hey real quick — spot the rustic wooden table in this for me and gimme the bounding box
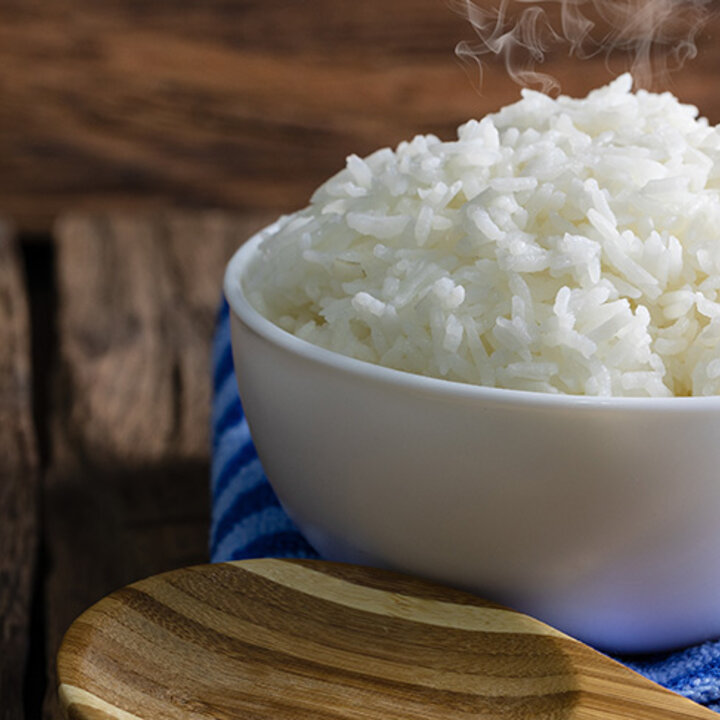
[2,2,719,719]
[2,213,275,720]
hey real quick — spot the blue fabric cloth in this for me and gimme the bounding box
[211,297,720,711]
[211,299,318,562]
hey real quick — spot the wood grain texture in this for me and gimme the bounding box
[0,226,39,720]
[57,559,718,720]
[52,212,262,462]
[1,0,719,231]
[43,212,269,719]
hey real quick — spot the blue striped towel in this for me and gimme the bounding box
[211,296,720,711]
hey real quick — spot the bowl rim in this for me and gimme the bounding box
[224,221,720,411]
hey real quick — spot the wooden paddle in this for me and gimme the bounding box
[57,559,717,719]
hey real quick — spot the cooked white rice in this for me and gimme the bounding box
[244,74,720,397]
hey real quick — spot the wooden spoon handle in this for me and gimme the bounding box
[58,559,717,719]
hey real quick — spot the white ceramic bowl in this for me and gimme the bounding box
[225,224,720,653]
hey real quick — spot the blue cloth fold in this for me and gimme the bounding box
[211,297,720,711]
[211,299,319,562]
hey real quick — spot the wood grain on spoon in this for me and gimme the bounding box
[57,559,716,719]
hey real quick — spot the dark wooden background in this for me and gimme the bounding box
[1,1,719,719]
[2,0,719,233]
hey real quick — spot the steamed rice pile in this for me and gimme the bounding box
[245,74,720,397]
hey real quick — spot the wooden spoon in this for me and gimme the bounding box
[58,559,717,719]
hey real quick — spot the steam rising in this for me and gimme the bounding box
[453,0,713,93]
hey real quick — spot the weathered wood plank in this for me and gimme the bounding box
[0,226,39,720]
[1,0,718,232]
[43,211,271,719]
